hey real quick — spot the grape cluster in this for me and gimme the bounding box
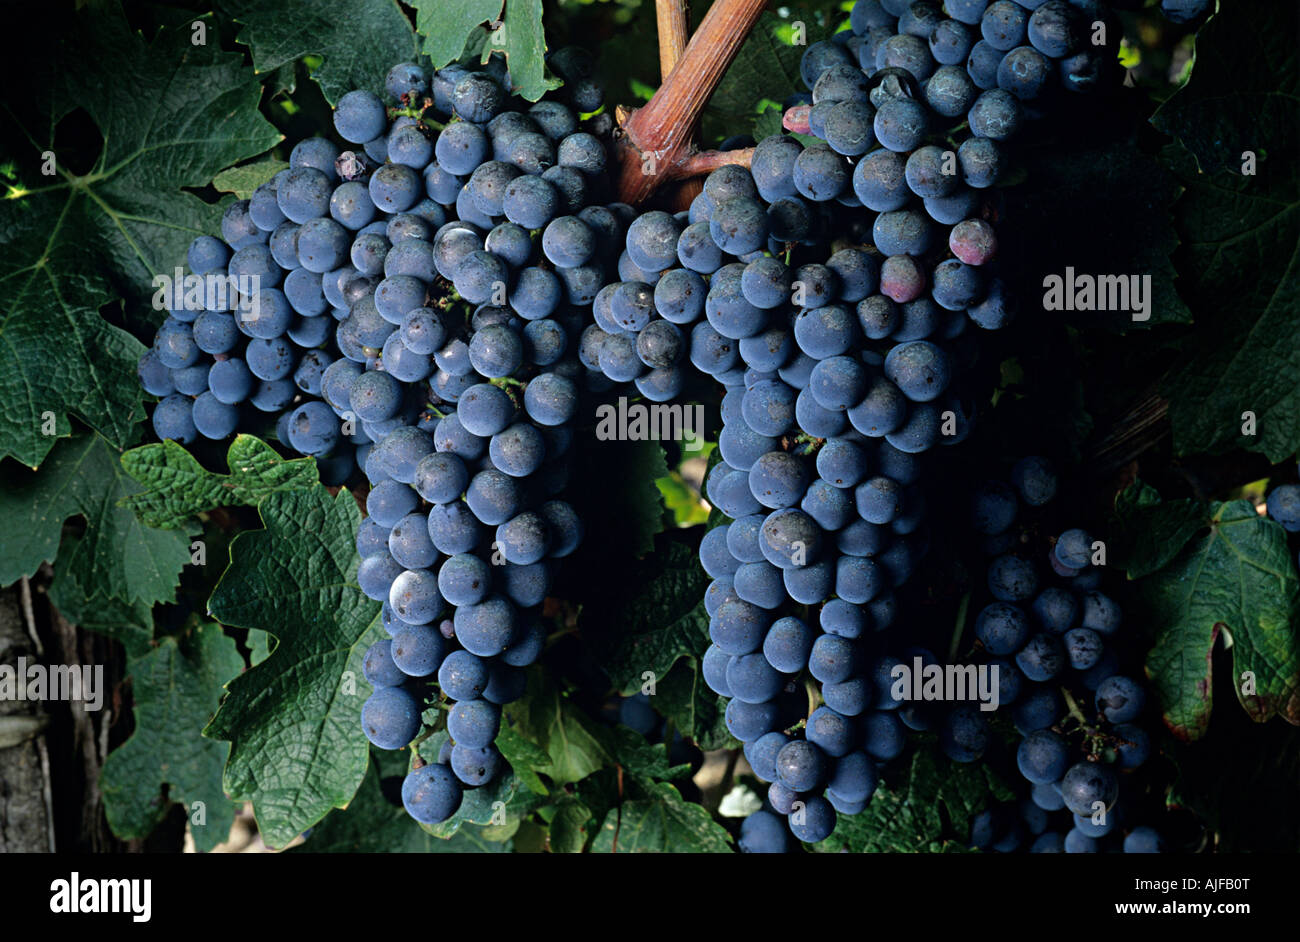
[347,55,624,826]
[693,1,1074,850]
[720,0,1199,850]
[949,456,1164,852]
[140,50,619,827]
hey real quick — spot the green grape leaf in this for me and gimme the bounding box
[204,486,380,849]
[482,0,559,102]
[0,433,192,607]
[291,752,509,853]
[100,624,244,853]
[0,8,281,468]
[495,725,551,797]
[1132,499,1300,740]
[655,657,736,751]
[1151,0,1296,176]
[824,747,998,853]
[46,535,154,658]
[590,781,732,853]
[608,727,692,783]
[706,12,806,145]
[414,0,558,102]
[1151,1,1300,461]
[596,539,711,692]
[1158,144,1300,461]
[219,0,418,104]
[121,434,319,529]
[507,674,614,786]
[212,158,290,199]
[414,0,501,67]
[548,797,593,853]
[1111,479,1209,579]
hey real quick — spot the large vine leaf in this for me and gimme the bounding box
[219,0,418,104]
[1111,480,1208,580]
[0,7,281,468]
[656,657,735,751]
[0,433,192,606]
[1131,498,1300,740]
[597,540,711,692]
[1151,0,1294,176]
[590,781,732,853]
[46,535,154,657]
[507,674,613,786]
[823,747,1005,853]
[204,486,380,849]
[1153,1,1300,461]
[100,624,244,853]
[121,434,318,529]
[413,0,557,102]
[706,12,808,144]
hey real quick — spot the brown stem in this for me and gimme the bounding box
[616,0,768,205]
[655,0,690,81]
[667,146,755,181]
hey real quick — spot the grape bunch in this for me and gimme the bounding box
[716,0,1208,851]
[342,54,629,826]
[686,0,1076,850]
[141,48,619,827]
[951,456,1166,852]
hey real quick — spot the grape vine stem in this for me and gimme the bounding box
[666,147,756,181]
[615,0,767,204]
[655,0,689,81]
